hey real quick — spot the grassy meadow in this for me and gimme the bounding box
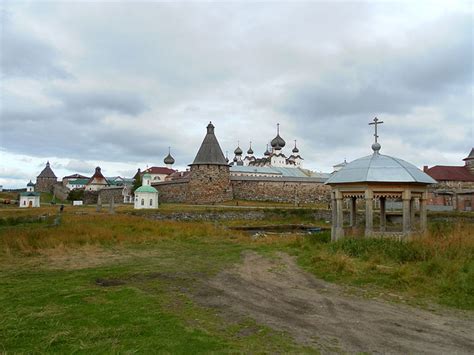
[0,204,473,352]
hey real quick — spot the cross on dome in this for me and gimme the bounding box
[369,117,384,153]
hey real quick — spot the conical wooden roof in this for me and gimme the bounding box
[37,161,56,178]
[190,122,228,166]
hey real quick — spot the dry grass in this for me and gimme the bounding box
[0,213,242,256]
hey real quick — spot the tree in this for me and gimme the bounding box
[132,174,142,193]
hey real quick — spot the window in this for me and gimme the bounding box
[23,200,26,205]
[141,198,144,206]
[150,199,153,206]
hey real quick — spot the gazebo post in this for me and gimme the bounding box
[402,190,412,235]
[380,197,386,232]
[331,191,337,241]
[365,189,373,237]
[410,197,416,230]
[335,190,344,240]
[420,192,428,233]
[350,197,357,227]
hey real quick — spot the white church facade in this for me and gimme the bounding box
[19,181,41,208]
[134,173,159,209]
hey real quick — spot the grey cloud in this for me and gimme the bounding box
[0,11,71,79]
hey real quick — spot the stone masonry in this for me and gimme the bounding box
[186,164,233,204]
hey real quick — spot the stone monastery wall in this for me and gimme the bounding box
[230,177,331,204]
[151,176,330,204]
[152,180,189,203]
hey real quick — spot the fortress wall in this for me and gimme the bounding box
[152,180,189,203]
[230,177,331,204]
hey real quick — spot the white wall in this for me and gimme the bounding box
[134,192,159,209]
[19,196,40,208]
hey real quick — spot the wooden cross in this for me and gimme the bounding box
[368,117,384,143]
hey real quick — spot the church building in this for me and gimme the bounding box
[19,181,41,208]
[231,124,304,168]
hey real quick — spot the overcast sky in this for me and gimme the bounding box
[1,0,472,188]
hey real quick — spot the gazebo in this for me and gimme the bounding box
[326,118,437,241]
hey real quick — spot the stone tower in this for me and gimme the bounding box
[187,122,232,204]
[463,148,474,174]
[36,161,57,193]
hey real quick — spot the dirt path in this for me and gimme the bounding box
[193,251,474,354]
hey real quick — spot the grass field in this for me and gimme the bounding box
[0,205,473,352]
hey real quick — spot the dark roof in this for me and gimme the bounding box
[190,122,228,166]
[37,161,56,179]
[463,148,474,161]
[425,165,474,182]
[27,180,35,187]
[86,167,109,185]
[143,167,176,175]
[63,173,89,179]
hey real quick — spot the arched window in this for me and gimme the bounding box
[141,198,144,206]
[149,198,153,206]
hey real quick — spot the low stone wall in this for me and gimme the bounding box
[83,190,99,205]
[98,187,124,204]
[230,177,331,204]
[152,180,189,203]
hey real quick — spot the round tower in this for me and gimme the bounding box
[187,122,231,204]
[36,161,57,193]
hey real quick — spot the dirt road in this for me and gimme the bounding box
[193,251,474,353]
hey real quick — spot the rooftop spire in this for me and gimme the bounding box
[369,117,383,153]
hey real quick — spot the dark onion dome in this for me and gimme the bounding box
[292,141,299,153]
[190,122,228,166]
[270,124,285,149]
[164,153,175,165]
[271,134,285,149]
[247,142,254,155]
[27,180,35,186]
[234,146,243,155]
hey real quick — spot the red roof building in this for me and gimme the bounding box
[423,165,474,182]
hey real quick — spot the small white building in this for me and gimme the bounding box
[19,181,41,208]
[134,173,159,209]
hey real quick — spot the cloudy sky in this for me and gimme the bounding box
[1,0,472,188]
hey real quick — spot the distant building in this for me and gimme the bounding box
[231,124,304,169]
[19,181,40,208]
[66,178,89,190]
[85,167,109,191]
[36,161,57,193]
[62,173,89,186]
[141,166,176,182]
[134,173,159,209]
[424,148,474,211]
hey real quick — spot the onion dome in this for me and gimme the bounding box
[234,145,243,155]
[27,180,35,187]
[270,123,285,149]
[247,142,254,155]
[292,140,299,153]
[264,144,271,156]
[164,147,175,165]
